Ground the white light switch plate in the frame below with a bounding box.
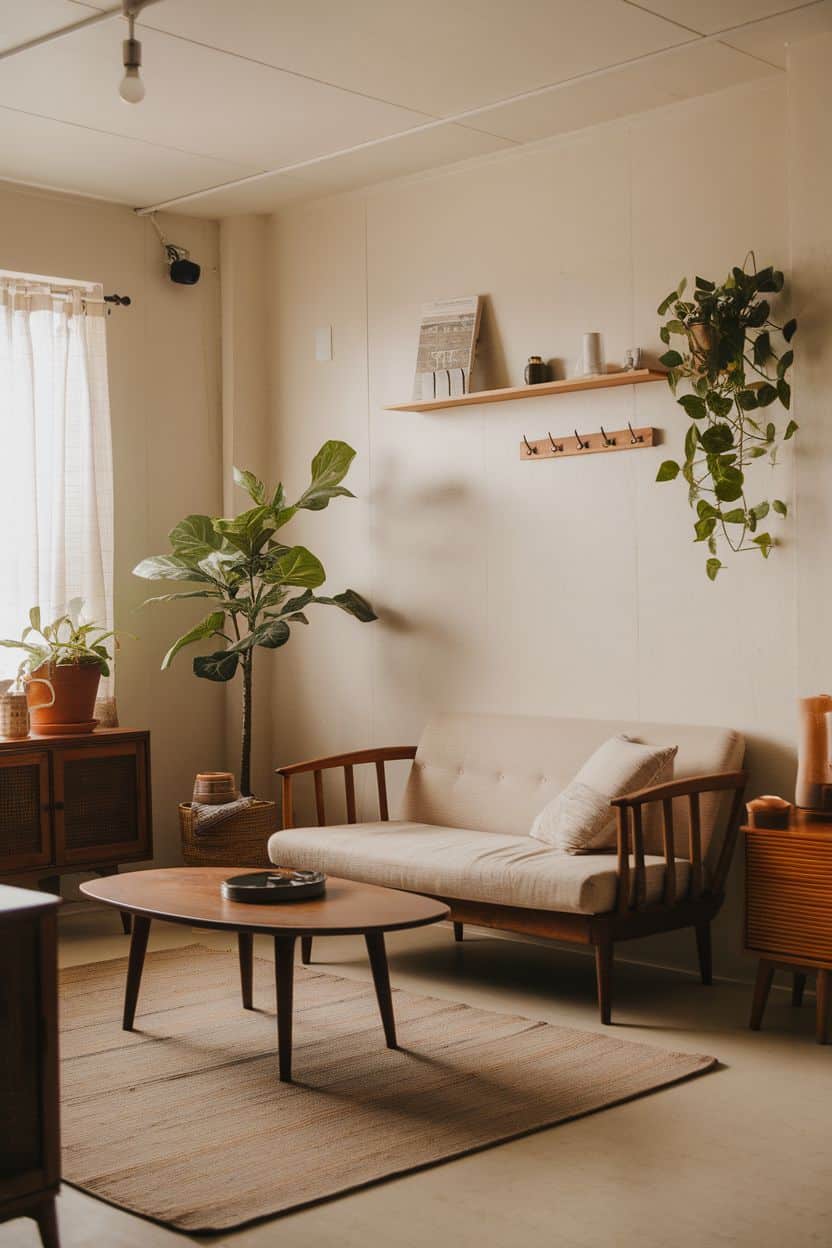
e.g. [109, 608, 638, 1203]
[315, 326, 332, 362]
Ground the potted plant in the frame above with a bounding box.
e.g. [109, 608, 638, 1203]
[655, 256, 797, 579]
[0, 601, 116, 734]
[133, 441, 376, 860]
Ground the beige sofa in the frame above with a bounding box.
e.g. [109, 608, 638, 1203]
[270, 712, 746, 1022]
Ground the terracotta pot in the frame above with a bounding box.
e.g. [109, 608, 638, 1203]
[27, 662, 101, 735]
[687, 321, 715, 359]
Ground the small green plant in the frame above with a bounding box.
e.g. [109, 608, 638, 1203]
[134, 441, 376, 795]
[0, 601, 115, 678]
[655, 256, 797, 580]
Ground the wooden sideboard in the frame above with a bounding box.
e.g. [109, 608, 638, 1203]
[745, 813, 832, 1043]
[0, 730, 152, 927]
[0, 884, 61, 1247]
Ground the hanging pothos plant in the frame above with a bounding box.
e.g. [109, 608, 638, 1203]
[655, 257, 797, 580]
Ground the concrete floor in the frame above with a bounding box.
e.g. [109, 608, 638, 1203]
[3, 909, 830, 1248]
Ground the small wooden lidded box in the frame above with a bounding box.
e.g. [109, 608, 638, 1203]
[745, 810, 832, 1043]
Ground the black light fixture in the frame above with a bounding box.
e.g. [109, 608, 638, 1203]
[150, 214, 202, 286]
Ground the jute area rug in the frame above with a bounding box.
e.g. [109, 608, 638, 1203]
[60, 945, 715, 1234]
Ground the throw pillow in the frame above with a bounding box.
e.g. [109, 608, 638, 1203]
[529, 735, 677, 853]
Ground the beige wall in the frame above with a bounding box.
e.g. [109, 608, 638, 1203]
[0, 183, 225, 869]
[263, 59, 828, 981]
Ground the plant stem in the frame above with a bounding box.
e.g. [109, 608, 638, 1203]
[241, 651, 252, 796]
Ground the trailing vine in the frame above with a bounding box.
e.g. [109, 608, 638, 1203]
[655, 257, 797, 580]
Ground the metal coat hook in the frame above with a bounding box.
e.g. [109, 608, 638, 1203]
[600, 426, 615, 447]
[628, 421, 643, 445]
[523, 434, 538, 456]
[547, 432, 562, 453]
[574, 429, 589, 450]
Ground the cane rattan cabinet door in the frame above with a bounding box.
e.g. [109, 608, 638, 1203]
[54, 740, 150, 866]
[0, 752, 51, 873]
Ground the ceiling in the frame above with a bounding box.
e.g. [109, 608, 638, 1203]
[0, 0, 828, 218]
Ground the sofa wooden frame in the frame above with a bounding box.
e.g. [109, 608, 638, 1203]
[277, 747, 747, 1023]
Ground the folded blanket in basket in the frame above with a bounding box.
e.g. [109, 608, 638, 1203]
[190, 795, 256, 835]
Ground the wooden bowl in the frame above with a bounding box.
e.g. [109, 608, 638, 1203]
[192, 771, 238, 806]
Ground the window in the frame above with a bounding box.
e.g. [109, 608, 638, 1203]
[0, 271, 114, 686]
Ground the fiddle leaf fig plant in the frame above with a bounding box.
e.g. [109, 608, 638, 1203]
[655, 257, 797, 580]
[134, 441, 377, 795]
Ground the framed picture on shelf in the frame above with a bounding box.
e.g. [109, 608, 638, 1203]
[413, 295, 482, 401]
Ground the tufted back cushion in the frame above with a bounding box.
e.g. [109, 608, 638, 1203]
[400, 712, 745, 871]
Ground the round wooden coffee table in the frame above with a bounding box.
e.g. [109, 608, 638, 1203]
[80, 867, 449, 1082]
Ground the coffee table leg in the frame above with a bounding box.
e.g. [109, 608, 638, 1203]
[274, 935, 296, 1081]
[365, 932, 397, 1049]
[238, 932, 254, 1009]
[123, 915, 151, 1030]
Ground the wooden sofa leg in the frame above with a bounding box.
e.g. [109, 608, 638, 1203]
[595, 939, 613, 1025]
[453, 922, 464, 943]
[792, 972, 807, 1007]
[695, 922, 713, 986]
[300, 937, 313, 965]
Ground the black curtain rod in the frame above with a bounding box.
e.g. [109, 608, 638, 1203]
[104, 293, 131, 306]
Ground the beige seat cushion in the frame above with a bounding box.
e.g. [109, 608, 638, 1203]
[401, 713, 745, 872]
[269, 822, 691, 916]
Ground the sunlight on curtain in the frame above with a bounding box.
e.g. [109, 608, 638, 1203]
[0, 276, 114, 689]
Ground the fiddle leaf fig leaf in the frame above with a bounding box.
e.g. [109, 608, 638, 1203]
[250, 619, 291, 650]
[312, 589, 378, 622]
[161, 611, 225, 670]
[169, 515, 224, 563]
[133, 554, 212, 583]
[233, 467, 266, 505]
[264, 546, 326, 588]
[193, 650, 239, 682]
[296, 440, 357, 511]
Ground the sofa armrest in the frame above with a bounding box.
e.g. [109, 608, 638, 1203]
[610, 770, 747, 913]
[275, 746, 418, 829]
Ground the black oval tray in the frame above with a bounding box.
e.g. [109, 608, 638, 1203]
[221, 869, 326, 904]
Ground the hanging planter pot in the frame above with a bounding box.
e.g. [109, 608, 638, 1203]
[686, 320, 715, 363]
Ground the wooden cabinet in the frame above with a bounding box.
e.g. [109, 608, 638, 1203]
[0, 729, 152, 890]
[0, 884, 61, 1247]
[745, 815, 832, 1043]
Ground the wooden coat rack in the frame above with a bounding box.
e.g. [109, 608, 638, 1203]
[520, 423, 655, 461]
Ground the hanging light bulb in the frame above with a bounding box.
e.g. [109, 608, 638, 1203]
[119, 5, 145, 103]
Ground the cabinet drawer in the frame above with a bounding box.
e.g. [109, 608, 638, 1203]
[746, 831, 832, 963]
[0, 752, 51, 872]
[54, 741, 150, 866]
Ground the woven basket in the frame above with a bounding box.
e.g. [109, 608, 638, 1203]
[179, 799, 276, 868]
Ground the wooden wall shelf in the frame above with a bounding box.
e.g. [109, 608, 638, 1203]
[385, 368, 666, 414]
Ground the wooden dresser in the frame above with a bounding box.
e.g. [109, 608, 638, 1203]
[0, 884, 61, 1246]
[745, 813, 832, 1043]
[0, 729, 152, 927]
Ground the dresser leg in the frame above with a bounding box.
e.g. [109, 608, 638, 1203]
[750, 959, 774, 1030]
[792, 972, 807, 1008]
[816, 970, 830, 1044]
[34, 1195, 60, 1248]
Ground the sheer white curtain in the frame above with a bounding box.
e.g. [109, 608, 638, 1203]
[0, 275, 114, 689]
